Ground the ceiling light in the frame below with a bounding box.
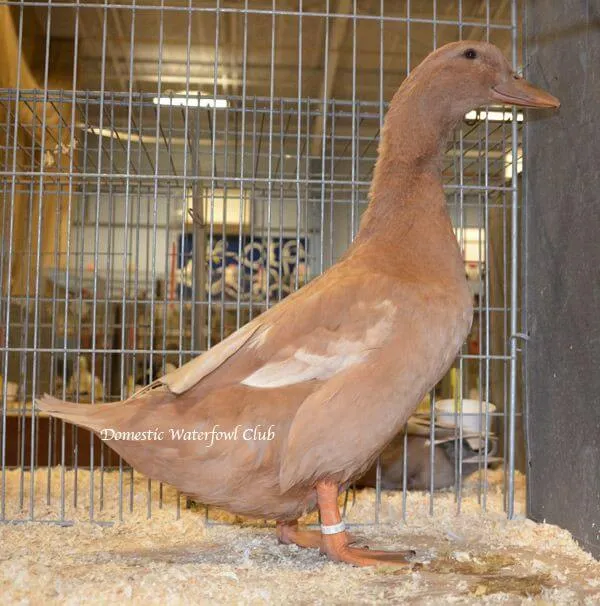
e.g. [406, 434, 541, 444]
[465, 109, 524, 123]
[153, 95, 228, 109]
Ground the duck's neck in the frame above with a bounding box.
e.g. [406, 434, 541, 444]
[356, 82, 457, 242]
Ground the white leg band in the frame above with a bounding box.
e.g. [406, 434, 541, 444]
[320, 521, 346, 535]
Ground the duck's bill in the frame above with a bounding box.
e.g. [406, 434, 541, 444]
[491, 78, 560, 109]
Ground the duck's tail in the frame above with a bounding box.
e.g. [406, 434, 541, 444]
[36, 394, 120, 434]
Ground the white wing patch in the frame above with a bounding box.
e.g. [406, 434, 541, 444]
[241, 348, 368, 388]
[241, 301, 396, 389]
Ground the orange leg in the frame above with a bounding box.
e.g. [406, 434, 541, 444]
[316, 481, 414, 567]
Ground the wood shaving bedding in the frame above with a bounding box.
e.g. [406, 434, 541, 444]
[1, 467, 598, 605]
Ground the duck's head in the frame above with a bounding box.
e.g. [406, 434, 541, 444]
[405, 41, 560, 119]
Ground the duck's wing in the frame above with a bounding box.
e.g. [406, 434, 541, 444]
[158, 321, 263, 395]
[148, 267, 399, 398]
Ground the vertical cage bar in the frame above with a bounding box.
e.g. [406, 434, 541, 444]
[507, 0, 520, 520]
[1, 2, 26, 522]
[29, 0, 55, 521]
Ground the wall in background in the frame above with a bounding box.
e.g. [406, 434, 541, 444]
[525, 0, 600, 559]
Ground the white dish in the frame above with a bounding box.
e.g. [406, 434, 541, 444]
[434, 398, 496, 436]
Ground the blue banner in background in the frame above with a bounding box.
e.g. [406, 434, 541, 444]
[177, 234, 307, 301]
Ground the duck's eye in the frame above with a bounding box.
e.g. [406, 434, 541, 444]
[464, 49, 477, 60]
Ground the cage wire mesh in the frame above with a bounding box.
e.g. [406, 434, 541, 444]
[0, 0, 524, 525]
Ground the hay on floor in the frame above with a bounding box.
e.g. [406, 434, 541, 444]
[1, 467, 598, 604]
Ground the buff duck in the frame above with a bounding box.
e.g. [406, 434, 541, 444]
[38, 41, 559, 567]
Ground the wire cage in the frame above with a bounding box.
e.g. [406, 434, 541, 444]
[0, 0, 524, 525]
